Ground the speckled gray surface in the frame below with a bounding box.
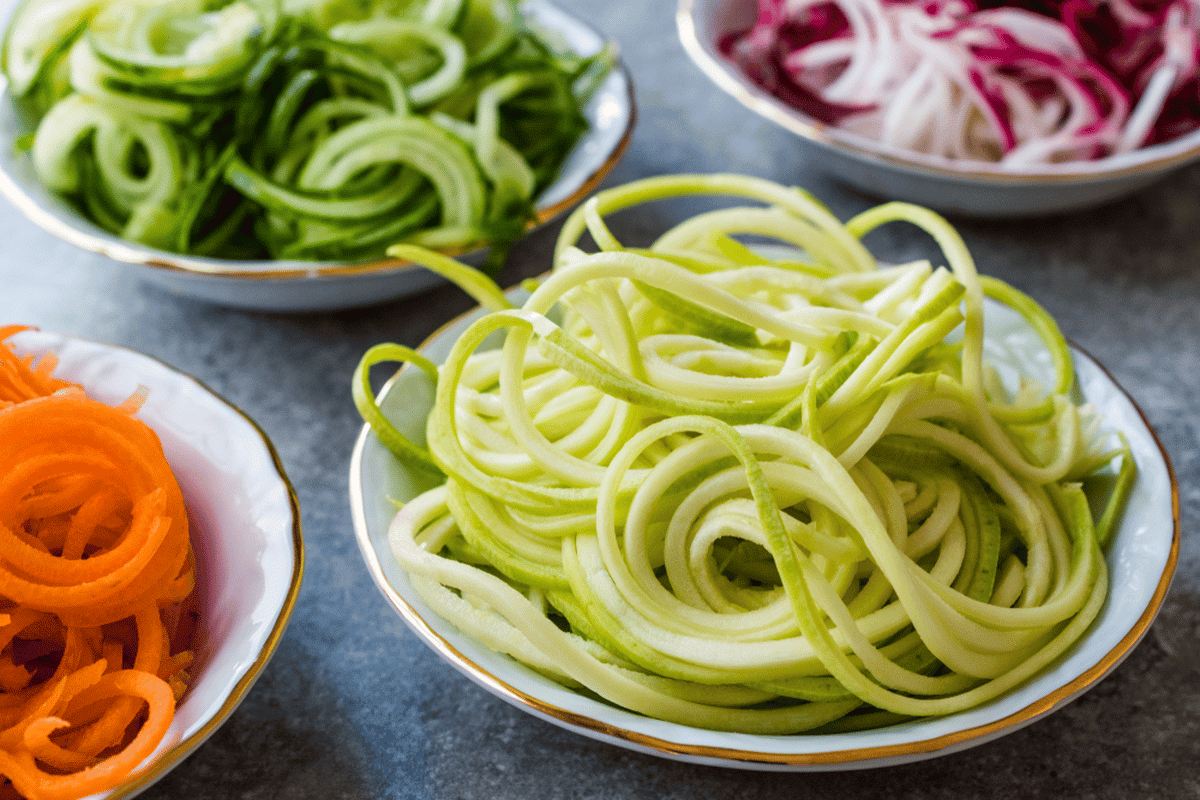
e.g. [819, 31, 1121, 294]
[2, 1, 1199, 797]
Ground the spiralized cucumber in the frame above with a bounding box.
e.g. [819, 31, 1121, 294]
[356, 173, 1135, 734]
[4, 0, 611, 262]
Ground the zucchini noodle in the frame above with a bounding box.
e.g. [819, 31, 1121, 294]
[3, 0, 612, 262]
[357, 173, 1135, 733]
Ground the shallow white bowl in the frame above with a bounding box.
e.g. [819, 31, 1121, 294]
[0, 0, 634, 312]
[8, 329, 304, 798]
[677, 0, 1200, 217]
[348, 288, 1178, 771]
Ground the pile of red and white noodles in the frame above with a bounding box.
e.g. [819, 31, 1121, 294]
[722, 0, 1200, 165]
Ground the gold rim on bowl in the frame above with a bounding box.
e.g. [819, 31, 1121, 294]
[111, 395, 305, 798]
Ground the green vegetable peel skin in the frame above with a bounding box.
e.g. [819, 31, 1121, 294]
[4, 0, 610, 262]
[357, 173, 1134, 734]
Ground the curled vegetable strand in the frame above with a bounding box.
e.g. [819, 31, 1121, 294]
[7, 0, 612, 262]
[0, 330, 196, 800]
[359, 174, 1135, 734]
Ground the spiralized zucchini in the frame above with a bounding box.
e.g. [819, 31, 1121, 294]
[355, 173, 1134, 734]
[3, 0, 611, 261]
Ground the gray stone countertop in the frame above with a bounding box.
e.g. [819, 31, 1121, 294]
[2, 1, 1199, 797]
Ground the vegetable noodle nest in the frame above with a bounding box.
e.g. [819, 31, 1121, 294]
[4, 0, 610, 262]
[356, 173, 1134, 734]
[722, 0, 1200, 165]
[0, 327, 195, 799]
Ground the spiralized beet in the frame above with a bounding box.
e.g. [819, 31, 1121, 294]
[723, 0, 1200, 164]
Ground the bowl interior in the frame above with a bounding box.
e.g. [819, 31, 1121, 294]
[9, 330, 303, 797]
[349, 291, 1177, 770]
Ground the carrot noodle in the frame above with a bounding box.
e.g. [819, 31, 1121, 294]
[0, 329, 195, 799]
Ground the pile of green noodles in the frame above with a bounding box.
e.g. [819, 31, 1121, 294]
[354, 173, 1134, 734]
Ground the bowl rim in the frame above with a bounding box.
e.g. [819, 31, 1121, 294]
[347, 295, 1180, 769]
[7, 330, 306, 798]
[0, 0, 636, 284]
[676, 0, 1200, 186]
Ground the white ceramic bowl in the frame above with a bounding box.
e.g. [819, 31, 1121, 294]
[677, 0, 1200, 217]
[0, 0, 635, 312]
[7, 329, 304, 798]
[348, 288, 1178, 771]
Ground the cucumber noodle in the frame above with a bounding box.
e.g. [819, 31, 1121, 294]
[722, 0, 1200, 165]
[3, 0, 610, 262]
[355, 173, 1135, 733]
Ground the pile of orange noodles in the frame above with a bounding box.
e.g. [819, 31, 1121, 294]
[0, 326, 196, 800]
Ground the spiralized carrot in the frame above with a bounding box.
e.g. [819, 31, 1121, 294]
[0, 329, 196, 800]
[0, 329, 74, 407]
